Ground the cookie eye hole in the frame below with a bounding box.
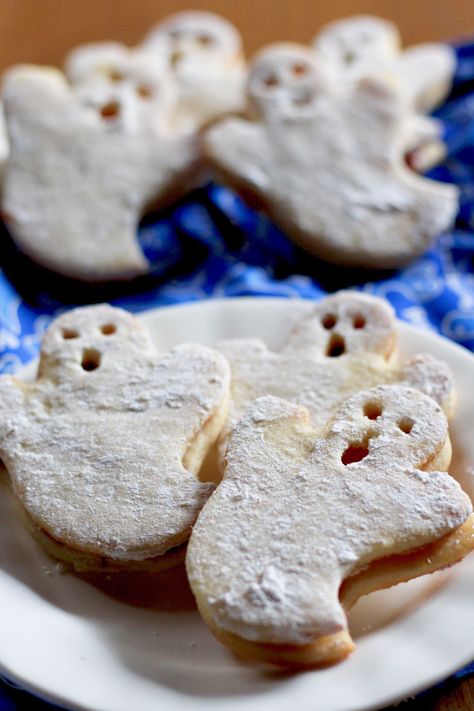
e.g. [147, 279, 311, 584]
[341, 443, 369, 465]
[262, 72, 279, 88]
[136, 84, 153, 99]
[292, 62, 308, 76]
[108, 69, 123, 82]
[100, 101, 120, 120]
[353, 313, 366, 329]
[62, 328, 79, 340]
[81, 349, 102, 372]
[198, 33, 214, 46]
[326, 333, 345, 357]
[100, 324, 116, 336]
[363, 401, 382, 420]
[322, 313, 337, 329]
[171, 50, 183, 67]
[398, 417, 415, 434]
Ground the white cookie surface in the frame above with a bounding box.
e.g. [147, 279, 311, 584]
[312, 16, 455, 172]
[205, 43, 458, 268]
[2, 65, 200, 280]
[313, 15, 455, 113]
[218, 292, 454, 456]
[187, 387, 472, 645]
[0, 305, 230, 562]
[142, 11, 246, 128]
[313, 15, 400, 78]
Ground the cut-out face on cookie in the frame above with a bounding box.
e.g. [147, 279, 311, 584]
[0, 305, 230, 571]
[1, 65, 201, 280]
[313, 15, 400, 77]
[144, 11, 242, 71]
[204, 44, 458, 268]
[313, 15, 455, 113]
[187, 388, 473, 665]
[247, 43, 329, 120]
[312, 15, 455, 171]
[217, 292, 454, 458]
[65, 44, 174, 126]
[142, 11, 246, 128]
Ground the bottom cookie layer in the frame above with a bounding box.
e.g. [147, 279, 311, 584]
[193, 514, 474, 668]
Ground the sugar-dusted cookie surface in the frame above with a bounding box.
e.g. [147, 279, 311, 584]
[0, 305, 230, 571]
[204, 43, 458, 268]
[218, 292, 454, 461]
[187, 388, 474, 667]
[65, 42, 168, 90]
[312, 16, 456, 173]
[313, 15, 455, 113]
[142, 11, 246, 128]
[1, 65, 200, 281]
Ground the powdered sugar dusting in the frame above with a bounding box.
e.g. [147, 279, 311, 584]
[187, 386, 472, 645]
[0, 305, 230, 561]
[218, 292, 454, 457]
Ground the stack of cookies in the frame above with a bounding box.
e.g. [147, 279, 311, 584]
[0, 294, 472, 668]
[0, 11, 460, 279]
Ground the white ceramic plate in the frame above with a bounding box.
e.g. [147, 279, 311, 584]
[1, 297, 473, 711]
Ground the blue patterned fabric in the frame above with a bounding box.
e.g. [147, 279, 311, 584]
[0, 39, 473, 711]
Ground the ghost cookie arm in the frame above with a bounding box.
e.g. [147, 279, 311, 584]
[148, 343, 231, 475]
[397, 353, 455, 417]
[204, 118, 272, 198]
[2, 66, 70, 122]
[391, 43, 455, 112]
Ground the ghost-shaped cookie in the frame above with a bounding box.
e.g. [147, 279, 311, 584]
[0, 305, 230, 571]
[142, 11, 246, 128]
[187, 388, 474, 666]
[1, 65, 201, 280]
[313, 15, 455, 112]
[217, 292, 454, 462]
[312, 16, 455, 171]
[204, 43, 459, 268]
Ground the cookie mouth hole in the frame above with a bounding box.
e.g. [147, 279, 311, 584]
[326, 333, 345, 357]
[398, 417, 414, 434]
[353, 313, 366, 329]
[171, 50, 184, 67]
[81, 349, 102, 372]
[100, 101, 120, 120]
[62, 328, 79, 340]
[322, 313, 337, 329]
[341, 444, 369, 465]
[363, 401, 382, 420]
[100, 324, 116, 335]
[344, 50, 356, 64]
[136, 84, 153, 99]
[292, 91, 313, 107]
